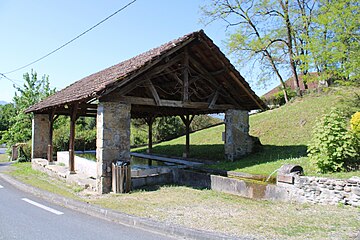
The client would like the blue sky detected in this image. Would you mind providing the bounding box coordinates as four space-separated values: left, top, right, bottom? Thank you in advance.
0 0 278 103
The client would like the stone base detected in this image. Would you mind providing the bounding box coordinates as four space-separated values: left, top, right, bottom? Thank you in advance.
224 109 253 161
97 176 112 194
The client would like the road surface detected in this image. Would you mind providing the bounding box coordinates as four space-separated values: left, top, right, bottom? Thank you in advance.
0 148 6 154
0 171 177 240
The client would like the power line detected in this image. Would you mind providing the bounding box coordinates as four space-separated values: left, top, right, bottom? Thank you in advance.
0 73 22 88
2 0 137 75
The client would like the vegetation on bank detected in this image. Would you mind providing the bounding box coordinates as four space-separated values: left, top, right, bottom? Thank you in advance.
7 162 83 199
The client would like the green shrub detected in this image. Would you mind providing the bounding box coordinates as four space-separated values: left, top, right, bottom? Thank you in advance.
268 88 297 106
350 112 360 135
130 124 148 146
53 124 70 152
307 109 359 173
17 141 31 162
75 129 96 151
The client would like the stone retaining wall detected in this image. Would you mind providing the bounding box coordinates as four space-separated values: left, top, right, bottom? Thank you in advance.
278 176 360 207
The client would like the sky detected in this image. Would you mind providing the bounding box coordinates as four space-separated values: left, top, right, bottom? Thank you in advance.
0 0 279 103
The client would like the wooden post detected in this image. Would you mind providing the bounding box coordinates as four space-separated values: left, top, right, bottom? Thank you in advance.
47 110 55 163
69 104 78 174
145 117 154 166
180 114 195 158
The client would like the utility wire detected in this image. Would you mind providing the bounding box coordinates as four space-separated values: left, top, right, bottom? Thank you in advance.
0 73 22 88
2 0 137 75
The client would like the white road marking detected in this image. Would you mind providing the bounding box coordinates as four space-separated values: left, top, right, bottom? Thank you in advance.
21 198 64 215
0 184 3 189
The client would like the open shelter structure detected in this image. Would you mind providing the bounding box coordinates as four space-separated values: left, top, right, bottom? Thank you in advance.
26 30 266 193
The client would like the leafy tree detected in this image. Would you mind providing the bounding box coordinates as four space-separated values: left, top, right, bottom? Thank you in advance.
308 0 360 84
0 103 16 141
201 0 359 101
1 70 55 146
201 0 307 101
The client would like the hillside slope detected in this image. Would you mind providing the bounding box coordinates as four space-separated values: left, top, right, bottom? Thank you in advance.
135 86 359 177
250 87 359 146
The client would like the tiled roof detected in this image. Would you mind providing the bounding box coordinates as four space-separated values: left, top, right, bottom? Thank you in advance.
26 31 200 113
26 30 266 113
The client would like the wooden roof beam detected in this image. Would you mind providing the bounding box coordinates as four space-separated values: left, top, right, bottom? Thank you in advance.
146 79 161 106
188 56 240 108
117 96 234 110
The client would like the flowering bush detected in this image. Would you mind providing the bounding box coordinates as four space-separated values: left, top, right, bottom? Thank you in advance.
350 112 360 135
307 109 359 173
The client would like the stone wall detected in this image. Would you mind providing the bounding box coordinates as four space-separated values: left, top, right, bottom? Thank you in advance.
96 102 131 193
278 176 360 207
224 109 253 161
32 114 50 159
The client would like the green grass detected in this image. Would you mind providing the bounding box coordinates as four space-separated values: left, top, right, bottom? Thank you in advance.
134 124 225 160
90 185 360 239
7 162 84 200
133 87 360 178
5 157 360 239
0 154 9 162
250 86 359 145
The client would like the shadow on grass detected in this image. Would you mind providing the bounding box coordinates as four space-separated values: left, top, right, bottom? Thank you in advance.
133 144 225 161
214 144 308 172
133 144 307 169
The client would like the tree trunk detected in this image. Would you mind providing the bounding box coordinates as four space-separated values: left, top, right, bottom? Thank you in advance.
280 0 301 97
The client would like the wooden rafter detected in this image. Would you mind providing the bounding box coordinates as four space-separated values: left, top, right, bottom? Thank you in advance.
183 47 189 102
188 55 240 108
146 79 161 106
208 89 219 109
198 38 265 110
100 48 189 97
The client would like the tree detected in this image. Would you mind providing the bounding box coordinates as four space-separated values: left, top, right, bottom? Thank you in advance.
201 0 305 101
201 0 359 101
308 0 360 84
1 70 55 146
0 103 16 141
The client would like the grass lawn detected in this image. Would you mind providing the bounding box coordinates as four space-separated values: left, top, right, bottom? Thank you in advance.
0 154 9 162
133 124 225 160
133 87 360 179
7 162 84 200
5 162 360 240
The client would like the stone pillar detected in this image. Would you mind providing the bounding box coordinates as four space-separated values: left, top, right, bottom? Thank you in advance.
224 109 253 161
32 114 50 159
96 102 131 194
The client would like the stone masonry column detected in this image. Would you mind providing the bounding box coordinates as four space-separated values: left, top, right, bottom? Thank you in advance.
224 109 253 161
96 102 131 194
32 114 50 159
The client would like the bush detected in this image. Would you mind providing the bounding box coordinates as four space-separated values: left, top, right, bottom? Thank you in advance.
350 112 360 135
155 116 185 141
307 109 359 173
17 141 31 162
266 88 297 106
130 124 148 146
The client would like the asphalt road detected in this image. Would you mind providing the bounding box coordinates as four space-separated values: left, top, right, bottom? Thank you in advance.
0 174 176 240
0 148 6 154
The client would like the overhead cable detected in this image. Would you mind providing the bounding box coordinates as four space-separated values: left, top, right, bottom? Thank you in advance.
2 0 137 75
